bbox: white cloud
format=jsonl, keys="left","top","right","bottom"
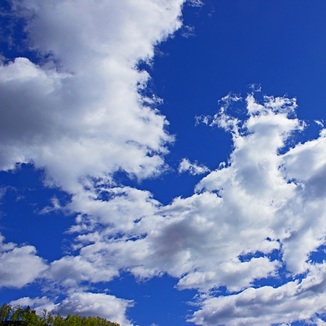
{"left": 57, "top": 93, "right": 326, "bottom": 325}
{"left": 10, "top": 296, "right": 56, "bottom": 315}
{"left": 10, "top": 292, "right": 133, "bottom": 326}
{"left": 4, "top": 89, "right": 326, "bottom": 325}
{"left": 187, "top": 0, "right": 204, "bottom": 7}
{"left": 0, "top": 1, "right": 185, "bottom": 323}
{"left": 0, "top": 235, "right": 47, "bottom": 288}
{"left": 39, "top": 196, "right": 63, "bottom": 214}
{"left": 189, "top": 263, "right": 326, "bottom": 326}
{"left": 53, "top": 292, "right": 133, "bottom": 326}
{"left": 3, "top": 1, "right": 326, "bottom": 325}
{"left": 180, "top": 24, "right": 196, "bottom": 38}
{"left": 315, "top": 119, "right": 324, "bottom": 128}
{"left": 179, "top": 158, "right": 210, "bottom": 175}
{"left": 0, "top": 0, "right": 185, "bottom": 193}
{"left": 48, "top": 251, "right": 123, "bottom": 287}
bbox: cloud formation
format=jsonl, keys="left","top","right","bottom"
{"left": 2, "top": 1, "right": 326, "bottom": 325}
{"left": 179, "top": 158, "right": 210, "bottom": 175}
{"left": 186, "top": 95, "right": 326, "bottom": 325}
{"left": 54, "top": 292, "right": 133, "bottom": 326}
{"left": 187, "top": 0, "right": 204, "bottom": 7}
{"left": 0, "top": 0, "right": 185, "bottom": 323}
{"left": 10, "top": 293, "right": 132, "bottom": 326}
{"left": 190, "top": 264, "right": 326, "bottom": 326}
{"left": 43, "top": 93, "right": 326, "bottom": 325}
{"left": 0, "top": 235, "right": 47, "bottom": 288}
{"left": 0, "top": 0, "right": 185, "bottom": 193}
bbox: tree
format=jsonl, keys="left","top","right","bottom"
{"left": 0, "top": 305, "right": 120, "bottom": 326}
{"left": 0, "top": 304, "right": 12, "bottom": 322}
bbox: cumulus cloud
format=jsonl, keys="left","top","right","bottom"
{"left": 0, "top": 235, "right": 47, "bottom": 288}
{"left": 10, "top": 292, "right": 132, "bottom": 326}
{"left": 0, "top": 0, "right": 185, "bottom": 323}
{"left": 0, "top": 0, "right": 185, "bottom": 193}
{"left": 189, "top": 264, "right": 326, "bottom": 326}
{"left": 10, "top": 296, "right": 56, "bottom": 315}
{"left": 59, "top": 93, "right": 326, "bottom": 325}
{"left": 179, "top": 158, "right": 210, "bottom": 175}
{"left": 4, "top": 72, "right": 326, "bottom": 324}
{"left": 3, "top": 1, "right": 326, "bottom": 325}
{"left": 53, "top": 292, "right": 133, "bottom": 326}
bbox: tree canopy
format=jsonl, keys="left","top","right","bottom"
{"left": 0, "top": 304, "right": 120, "bottom": 326}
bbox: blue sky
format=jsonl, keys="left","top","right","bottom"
{"left": 1, "top": 1, "right": 326, "bottom": 325}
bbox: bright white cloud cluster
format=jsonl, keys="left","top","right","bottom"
{"left": 186, "top": 95, "right": 326, "bottom": 325}
{"left": 190, "top": 264, "right": 326, "bottom": 326}
{"left": 10, "top": 293, "right": 132, "bottom": 326}
{"left": 0, "top": 0, "right": 185, "bottom": 323}
{"left": 60, "top": 94, "right": 326, "bottom": 325}
{"left": 0, "top": 235, "right": 47, "bottom": 288}
{"left": 54, "top": 292, "right": 133, "bottom": 326}
{"left": 0, "top": 0, "right": 185, "bottom": 193}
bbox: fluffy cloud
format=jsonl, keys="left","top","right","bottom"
{"left": 189, "top": 264, "right": 326, "bottom": 326}
{"left": 0, "top": 235, "right": 47, "bottom": 288}
{"left": 3, "top": 1, "right": 326, "bottom": 325}
{"left": 0, "top": 0, "right": 185, "bottom": 193}
{"left": 61, "top": 94, "right": 326, "bottom": 325}
{"left": 10, "top": 296, "right": 56, "bottom": 315}
{"left": 10, "top": 292, "right": 132, "bottom": 326}
{"left": 179, "top": 158, "right": 210, "bottom": 175}
{"left": 53, "top": 292, "right": 133, "bottom": 326}
{"left": 0, "top": 0, "right": 185, "bottom": 323}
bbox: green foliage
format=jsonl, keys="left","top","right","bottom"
{"left": 0, "top": 304, "right": 120, "bottom": 326}
{"left": 0, "top": 304, "right": 12, "bottom": 322}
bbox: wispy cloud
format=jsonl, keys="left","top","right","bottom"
{"left": 187, "top": 0, "right": 204, "bottom": 7}
{"left": 179, "top": 158, "right": 210, "bottom": 175}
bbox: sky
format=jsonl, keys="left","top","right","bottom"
{"left": 1, "top": 0, "right": 326, "bottom": 325}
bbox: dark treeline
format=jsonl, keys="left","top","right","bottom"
{"left": 0, "top": 304, "right": 120, "bottom": 326}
